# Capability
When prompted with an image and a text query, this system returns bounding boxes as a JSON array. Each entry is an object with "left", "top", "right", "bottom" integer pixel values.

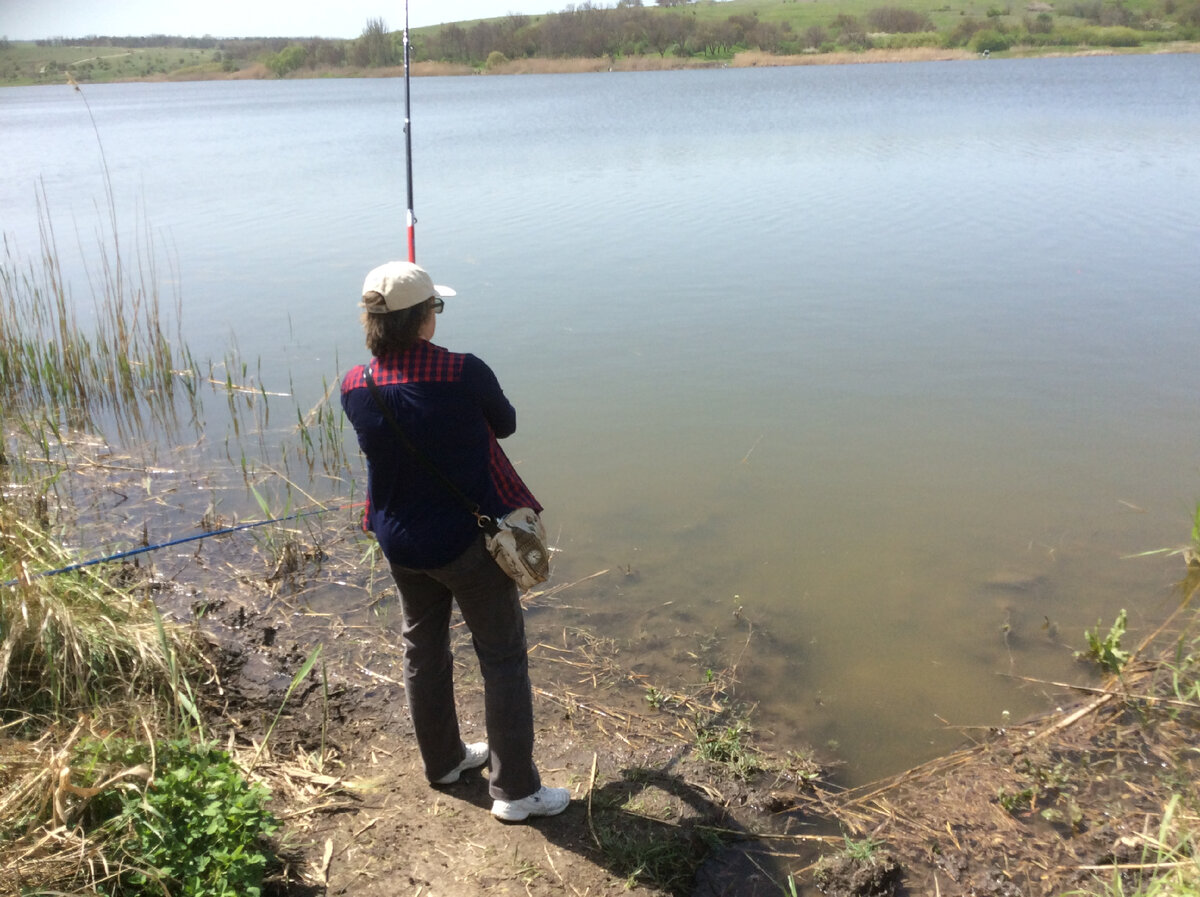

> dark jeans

[{"left": 389, "top": 534, "right": 541, "bottom": 802}]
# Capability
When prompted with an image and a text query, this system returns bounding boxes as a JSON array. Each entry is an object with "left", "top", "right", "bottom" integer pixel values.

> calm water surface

[{"left": 3, "top": 55, "right": 1199, "bottom": 783}]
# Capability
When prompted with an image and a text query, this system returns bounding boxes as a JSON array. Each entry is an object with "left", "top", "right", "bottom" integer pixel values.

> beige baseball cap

[{"left": 361, "top": 261, "right": 456, "bottom": 314}]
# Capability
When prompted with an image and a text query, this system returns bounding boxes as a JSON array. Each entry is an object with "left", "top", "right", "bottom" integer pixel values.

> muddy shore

[
  {"left": 2, "top": 434, "right": 1197, "bottom": 896},
  {"left": 178, "top": 513, "right": 1198, "bottom": 897}
]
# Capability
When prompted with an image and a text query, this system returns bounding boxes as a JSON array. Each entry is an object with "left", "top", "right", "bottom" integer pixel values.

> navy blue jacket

[{"left": 341, "top": 340, "right": 540, "bottom": 569}]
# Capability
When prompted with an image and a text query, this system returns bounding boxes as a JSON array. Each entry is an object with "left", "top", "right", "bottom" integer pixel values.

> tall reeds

[{"left": 0, "top": 187, "right": 202, "bottom": 455}]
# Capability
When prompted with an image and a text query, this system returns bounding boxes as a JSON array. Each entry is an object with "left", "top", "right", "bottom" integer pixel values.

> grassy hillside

[
  {"left": 0, "top": 42, "right": 236, "bottom": 83},
  {"left": 2, "top": 0, "right": 1198, "bottom": 85},
  {"left": 412, "top": 0, "right": 1197, "bottom": 70},
  {"left": 0, "top": 37, "right": 289, "bottom": 84}
]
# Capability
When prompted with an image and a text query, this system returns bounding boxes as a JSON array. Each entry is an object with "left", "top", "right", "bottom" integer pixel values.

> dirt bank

[
  {"left": 184, "top": 522, "right": 1199, "bottom": 897},
  {"left": 188, "top": 541, "right": 828, "bottom": 897},
  {"left": 4, "top": 442, "right": 1196, "bottom": 897}
]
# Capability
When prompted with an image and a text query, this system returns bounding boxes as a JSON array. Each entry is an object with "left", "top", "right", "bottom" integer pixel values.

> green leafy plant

[
  {"left": 1077, "top": 609, "right": 1131, "bottom": 674},
  {"left": 996, "top": 752, "right": 1083, "bottom": 828},
  {"left": 998, "top": 785, "right": 1037, "bottom": 813},
  {"left": 110, "top": 740, "right": 277, "bottom": 897},
  {"left": 695, "top": 714, "right": 763, "bottom": 780},
  {"left": 842, "top": 834, "right": 882, "bottom": 861}
]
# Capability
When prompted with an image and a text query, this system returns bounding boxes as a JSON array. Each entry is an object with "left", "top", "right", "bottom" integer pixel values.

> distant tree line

[
  {"left": 411, "top": 0, "right": 1199, "bottom": 63},
  {"left": 420, "top": 5, "right": 804, "bottom": 61},
  {"left": 22, "top": 0, "right": 1200, "bottom": 81},
  {"left": 38, "top": 35, "right": 225, "bottom": 48}
]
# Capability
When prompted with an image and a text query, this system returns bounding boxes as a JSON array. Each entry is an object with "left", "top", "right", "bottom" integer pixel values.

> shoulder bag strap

[{"left": 363, "top": 363, "right": 499, "bottom": 535}]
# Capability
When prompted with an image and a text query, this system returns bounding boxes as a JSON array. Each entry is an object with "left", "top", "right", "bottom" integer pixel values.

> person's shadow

[{"left": 531, "top": 753, "right": 809, "bottom": 897}]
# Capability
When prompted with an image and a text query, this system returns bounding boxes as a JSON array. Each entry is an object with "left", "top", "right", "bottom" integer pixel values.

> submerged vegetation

[{"left": 3, "top": 0, "right": 1199, "bottom": 85}]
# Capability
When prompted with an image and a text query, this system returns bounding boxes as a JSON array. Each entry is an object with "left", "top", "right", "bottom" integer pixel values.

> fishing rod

[
  {"left": 403, "top": 0, "right": 416, "bottom": 262},
  {"left": 1, "top": 502, "right": 363, "bottom": 588}
]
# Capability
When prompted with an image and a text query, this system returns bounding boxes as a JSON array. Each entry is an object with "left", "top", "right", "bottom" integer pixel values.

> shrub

[
  {"left": 1099, "top": 2, "right": 1138, "bottom": 25},
  {"left": 485, "top": 50, "right": 509, "bottom": 68},
  {"left": 1026, "top": 12, "right": 1056, "bottom": 33},
  {"left": 866, "top": 6, "right": 935, "bottom": 31},
  {"left": 803, "top": 24, "right": 829, "bottom": 48},
  {"left": 832, "top": 13, "right": 863, "bottom": 32},
  {"left": 970, "top": 28, "right": 1015, "bottom": 50},
  {"left": 265, "top": 44, "right": 306, "bottom": 77},
  {"left": 946, "top": 17, "right": 987, "bottom": 45}
]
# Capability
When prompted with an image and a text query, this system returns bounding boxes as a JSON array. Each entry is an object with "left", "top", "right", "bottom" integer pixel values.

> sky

[{"left": 0, "top": 0, "right": 549, "bottom": 41}]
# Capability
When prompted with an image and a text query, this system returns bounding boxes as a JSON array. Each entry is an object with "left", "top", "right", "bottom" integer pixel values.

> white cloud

[{"left": 0, "top": 0, "right": 552, "bottom": 41}]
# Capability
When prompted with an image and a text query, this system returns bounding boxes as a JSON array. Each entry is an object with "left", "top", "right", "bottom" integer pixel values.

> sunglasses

[{"left": 431, "top": 296, "right": 444, "bottom": 314}]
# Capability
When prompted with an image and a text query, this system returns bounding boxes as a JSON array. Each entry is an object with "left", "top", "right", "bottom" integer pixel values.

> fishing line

[{"left": 2, "top": 502, "right": 365, "bottom": 587}]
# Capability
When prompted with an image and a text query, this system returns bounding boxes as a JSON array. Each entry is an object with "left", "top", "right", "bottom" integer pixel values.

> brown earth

[
  {"left": 6, "top": 442, "right": 1196, "bottom": 897},
  {"left": 188, "top": 542, "right": 831, "bottom": 897},
  {"left": 182, "top": 526, "right": 1199, "bottom": 897}
]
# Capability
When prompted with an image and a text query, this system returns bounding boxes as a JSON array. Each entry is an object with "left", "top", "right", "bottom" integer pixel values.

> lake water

[{"left": 3, "top": 54, "right": 1199, "bottom": 785}]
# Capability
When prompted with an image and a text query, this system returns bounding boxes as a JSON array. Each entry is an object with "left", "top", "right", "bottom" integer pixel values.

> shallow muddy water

[{"left": 3, "top": 54, "right": 1199, "bottom": 784}]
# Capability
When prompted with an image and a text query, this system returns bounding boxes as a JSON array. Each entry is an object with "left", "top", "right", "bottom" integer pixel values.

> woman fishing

[{"left": 340, "top": 260, "right": 569, "bottom": 822}]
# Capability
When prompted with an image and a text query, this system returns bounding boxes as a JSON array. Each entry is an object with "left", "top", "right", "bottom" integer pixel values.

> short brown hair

[{"left": 362, "top": 294, "right": 434, "bottom": 356}]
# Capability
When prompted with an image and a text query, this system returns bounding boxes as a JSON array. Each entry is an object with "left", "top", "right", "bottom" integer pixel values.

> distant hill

[{"left": 2, "top": 0, "right": 1197, "bottom": 85}]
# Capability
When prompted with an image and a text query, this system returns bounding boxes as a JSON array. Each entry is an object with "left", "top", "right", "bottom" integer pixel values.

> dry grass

[
  {"left": 0, "top": 487, "right": 202, "bottom": 722},
  {"left": 731, "top": 47, "right": 975, "bottom": 66},
  {"left": 0, "top": 718, "right": 151, "bottom": 894},
  {"left": 226, "top": 62, "right": 272, "bottom": 80},
  {"left": 411, "top": 60, "right": 475, "bottom": 76}
]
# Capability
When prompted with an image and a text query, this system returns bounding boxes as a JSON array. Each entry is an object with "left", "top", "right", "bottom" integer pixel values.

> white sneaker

[
  {"left": 432, "top": 742, "right": 489, "bottom": 785},
  {"left": 491, "top": 785, "right": 570, "bottom": 822}
]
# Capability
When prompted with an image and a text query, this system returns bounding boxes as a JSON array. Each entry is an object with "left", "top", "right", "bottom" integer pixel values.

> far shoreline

[{"left": 10, "top": 41, "right": 1198, "bottom": 87}]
